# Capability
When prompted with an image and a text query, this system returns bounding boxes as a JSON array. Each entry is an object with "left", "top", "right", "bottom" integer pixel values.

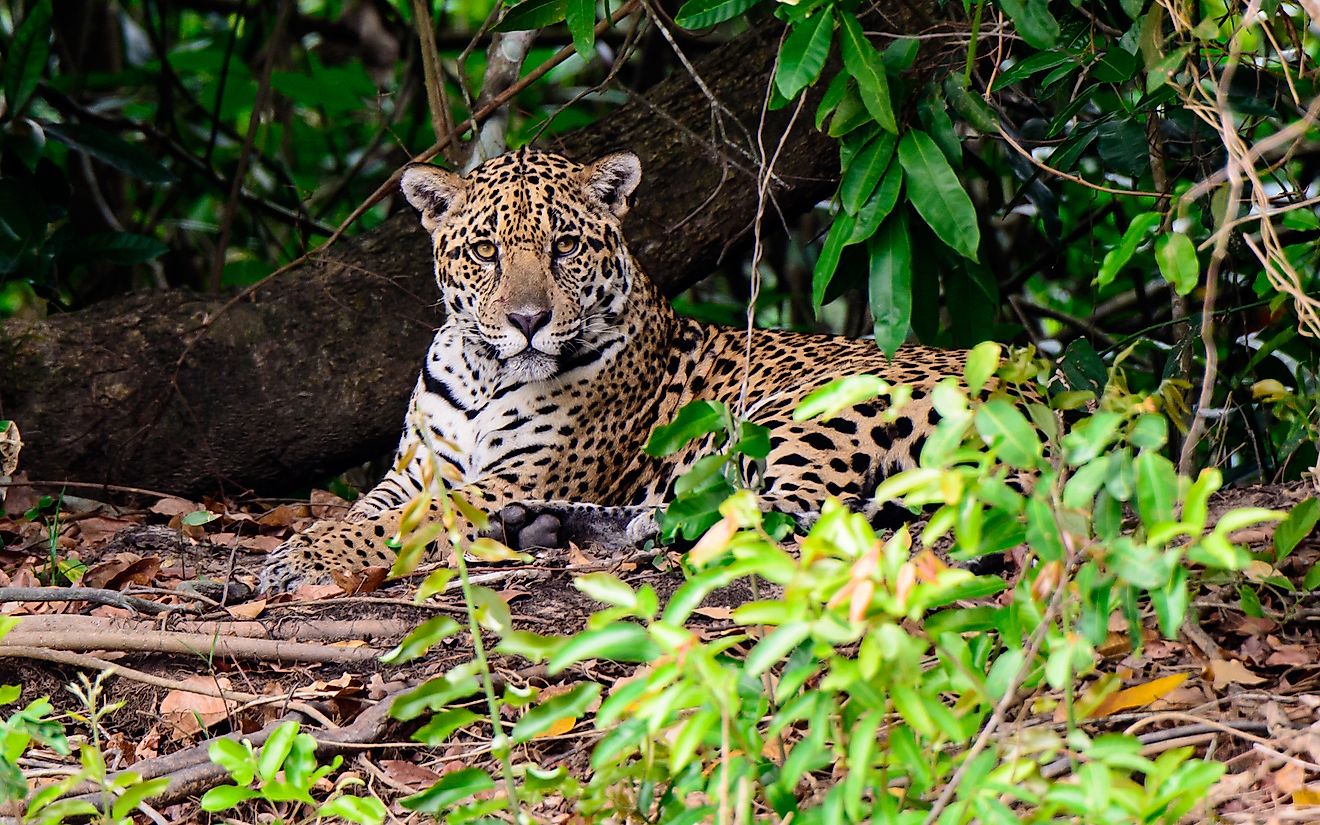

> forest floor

[{"left": 0, "top": 478, "right": 1318, "bottom": 822}]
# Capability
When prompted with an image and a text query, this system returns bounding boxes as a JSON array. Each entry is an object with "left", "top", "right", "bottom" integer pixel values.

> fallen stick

[
  {"left": 0, "top": 629, "right": 382, "bottom": 663},
  {"left": 0, "top": 587, "right": 195, "bottom": 616},
  {"left": 0, "top": 645, "right": 335, "bottom": 727},
  {"left": 8, "top": 613, "right": 415, "bottom": 644}
]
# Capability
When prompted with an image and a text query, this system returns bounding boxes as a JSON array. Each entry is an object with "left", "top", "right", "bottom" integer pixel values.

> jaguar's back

[{"left": 259, "top": 149, "right": 967, "bottom": 591}]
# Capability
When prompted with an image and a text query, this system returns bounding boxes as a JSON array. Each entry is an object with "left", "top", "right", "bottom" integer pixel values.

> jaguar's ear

[
  {"left": 583, "top": 152, "right": 641, "bottom": 217},
  {"left": 401, "top": 163, "right": 465, "bottom": 232}
]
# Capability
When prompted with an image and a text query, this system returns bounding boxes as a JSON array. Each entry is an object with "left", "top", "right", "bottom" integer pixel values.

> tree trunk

[{"left": 0, "top": 13, "right": 933, "bottom": 496}]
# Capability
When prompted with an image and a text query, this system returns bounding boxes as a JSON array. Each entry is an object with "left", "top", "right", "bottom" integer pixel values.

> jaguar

[{"left": 259, "top": 149, "right": 970, "bottom": 592}]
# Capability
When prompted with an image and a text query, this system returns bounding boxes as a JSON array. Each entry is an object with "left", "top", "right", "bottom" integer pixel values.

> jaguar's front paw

[{"left": 496, "top": 503, "right": 563, "bottom": 550}]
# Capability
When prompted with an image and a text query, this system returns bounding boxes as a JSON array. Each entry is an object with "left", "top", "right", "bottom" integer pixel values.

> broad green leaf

[
  {"left": 470, "top": 585, "right": 511, "bottom": 634},
  {"left": 811, "top": 211, "right": 855, "bottom": 310},
  {"left": 898, "top": 130, "right": 980, "bottom": 260},
  {"left": 645, "top": 400, "right": 727, "bottom": 456},
  {"left": 848, "top": 161, "right": 903, "bottom": 242},
  {"left": 669, "top": 707, "right": 718, "bottom": 773},
  {"left": 944, "top": 75, "right": 1000, "bottom": 132},
  {"left": 1129, "top": 414, "right": 1168, "bottom": 450},
  {"left": 1155, "top": 232, "right": 1199, "bottom": 295},
  {"left": 43, "top": 123, "right": 176, "bottom": 184},
  {"left": 745, "top": 623, "right": 810, "bottom": 676},
  {"left": 548, "top": 623, "right": 659, "bottom": 673},
  {"left": 674, "top": 0, "right": 763, "bottom": 29},
  {"left": 964, "top": 341, "right": 1001, "bottom": 396},
  {"left": 776, "top": 9, "right": 835, "bottom": 99},
  {"left": 390, "top": 670, "right": 481, "bottom": 721},
  {"left": 574, "top": 572, "right": 636, "bottom": 609},
  {"left": 318, "top": 795, "right": 388, "bottom": 825},
  {"left": 1096, "top": 211, "right": 1160, "bottom": 286},
  {"left": 207, "top": 738, "right": 255, "bottom": 786},
  {"left": 110, "top": 777, "right": 170, "bottom": 821},
  {"left": 200, "top": 785, "right": 261, "bottom": 812},
  {"left": 794, "top": 375, "right": 889, "bottom": 421},
  {"left": 1275, "top": 498, "right": 1318, "bottom": 561},
  {"left": 3, "top": 1, "right": 51, "bottom": 117},
  {"left": 381, "top": 616, "right": 461, "bottom": 665},
  {"left": 512, "top": 682, "right": 601, "bottom": 742},
  {"left": 496, "top": 0, "right": 568, "bottom": 30},
  {"left": 1134, "top": 451, "right": 1177, "bottom": 525},
  {"left": 1097, "top": 117, "right": 1150, "bottom": 177},
  {"left": 181, "top": 510, "right": 218, "bottom": 526},
  {"left": 815, "top": 70, "right": 851, "bottom": 130},
  {"left": 974, "top": 399, "right": 1042, "bottom": 469},
  {"left": 257, "top": 721, "right": 300, "bottom": 783},
  {"left": 990, "top": 50, "right": 1075, "bottom": 91},
  {"left": 412, "top": 708, "right": 480, "bottom": 745},
  {"left": 838, "top": 15, "right": 896, "bottom": 133},
  {"left": 998, "top": 0, "right": 1060, "bottom": 48},
  {"left": 566, "top": 0, "right": 596, "bottom": 57},
  {"left": 400, "top": 767, "right": 496, "bottom": 812},
  {"left": 841, "top": 132, "right": 896, "bottom": 214},
  {"left": 867, "top": 212, "right": 912, "bottom": 358}
]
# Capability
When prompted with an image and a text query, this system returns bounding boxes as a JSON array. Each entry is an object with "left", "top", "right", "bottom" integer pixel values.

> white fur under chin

[{"left": 504, "top": 351, "right": 559, "bottom": 382}]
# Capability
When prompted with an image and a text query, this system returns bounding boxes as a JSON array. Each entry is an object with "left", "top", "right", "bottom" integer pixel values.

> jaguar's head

[{"left": 401, "top": 149, "right": 642, "bottom": 383}]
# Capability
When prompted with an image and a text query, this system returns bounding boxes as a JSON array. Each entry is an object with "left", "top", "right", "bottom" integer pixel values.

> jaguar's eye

[
  {"left": 553, "top": 236, "right": 581, "bottom": 258},
  {"left": 470, "top": 240, "right": 498, "bottom": 263}
]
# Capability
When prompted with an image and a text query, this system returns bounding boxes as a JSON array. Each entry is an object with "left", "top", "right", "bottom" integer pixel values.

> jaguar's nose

[{"left": 508, "top": 310, "right": 552, "bottom": 341}]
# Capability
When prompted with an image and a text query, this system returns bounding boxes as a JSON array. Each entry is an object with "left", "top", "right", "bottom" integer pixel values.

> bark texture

[{"left": 0, "top": 13, "right": 934, "bottom": 496}]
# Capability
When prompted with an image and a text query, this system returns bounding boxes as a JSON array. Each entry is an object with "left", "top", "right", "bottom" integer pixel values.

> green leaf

[
  {"left": 257, "top": 721, "right": 300, "bottom": 784},
  {"left": 673, "top": 0, "right": 763, "bottom": 29},
  {"left": 745, "top": 623, "right": 810, "bottom": 676},
  {"left": 200, "top": 785, "right": 261, "bottom": 812},
  {"left": 1155, "top": 232, "right": 1199, "bottom": 295},
  {"left": 898, "top": 130, "right": 980, "bottom": 260},
  {"left": 412, "top": 708, "right": 480, "bottom": 745},
  {"left": 1274, "top": 498, "right": 1318, "bottom": 561},
  {"left": 110, "top": 777, "right": 170, "bottom": 820},
  {"left": 963, "top": 341, "right": 1001, "bottom": 396},
  {"left": 181, "top": 510, "right": 218, "bottom": 527},
  {"left": 974, "top": 399, "right": 1042, "bottom": 469},
  {"left": 669, "top": 707, "right": 718, "bottom": 773},
  {"left": 645, "top": 400, "right": 727, "bottom": 457},
  {"left": 794, "top": 375, "right": 888, "bottom": 421},
  {"left": 3, "top": 1, "right": 52, "bottom": 117},
  {"left": 1097, "top": 117, "right": 1150, "bottom": 177},
  {"left": 548, "top": 623, "right": 659, "bottom": 674},
  {"left": 512, "top": 682, "right": 601, "bottom": 742},
  {"left": 42, "top": 122, "right": 176, "bottom": 184},
  {"left": 848, "top": 161, "right": 903, "bottom": 242},
  {"left": 207, "top": 738, "right": 255, "bottom": 786},
  {"left": 990, "top": 50, "right": 1074, "bottom": 91},
  {"left": 566, "top": 0, "right": 596, "bottom": 59},
  {"left": 400, "top": 767, "right": 496, "bottom": 812},
  {"left": 812, "top": 212, "right": 855, "bottom": 309},
  {"left": 997, "top": 0, "right": 1059, "bottom": 48},
  {"left": 841, "top": 132, "right": 896, "bottom": 214},
  {"left": 1096, "top": 212, "right": 1160, "bottom": 286},
  {"left": 867, "top": 212, "right": 912, "bottom": 359},
  {"left": 838, "top": 15, "right": 896, "bottom": 133},
  {"left": 776, "top": 9, "right": 835, "bottom": 99},
  {"left": 1134, "top": 451, "right": 1177, "bottom": 526},
  {"left": 390, "top": 670, "right": 481, "bottom": 721},
  {"left": 573, "top": 572, "right": 637, "bottom": 609},
  {"left": 381, "top": 616, "right": 461, "bottom": 665},
  {"left": 815, "top": 70, "right": 851, "bottom": 130},
  {"left": 318, "top": 795, "right": 388, "bottom": 825},
  {"left": 496, "top": 0, "right": 568, "bottom": 31}
]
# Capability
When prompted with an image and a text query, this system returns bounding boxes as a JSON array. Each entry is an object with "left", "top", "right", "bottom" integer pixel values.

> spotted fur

[{"left": 259, "top": 150, "right": 970, "bottom": 592}]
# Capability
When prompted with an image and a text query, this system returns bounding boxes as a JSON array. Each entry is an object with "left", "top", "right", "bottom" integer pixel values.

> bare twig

[
  {"left": 0, "top": 628, "right": 382, "bottom": 663},
  {"left": 411, "top": 0, "right": 460, "bottom": 165},
  {"left": 208, "top": 0, "right": 294, "bottom": 292},
  {"left": 466, "top": 31, "right": 537, "bottom": 171},
  {"left": 0, "top": 587, "right": 193, "bottom": 616}
]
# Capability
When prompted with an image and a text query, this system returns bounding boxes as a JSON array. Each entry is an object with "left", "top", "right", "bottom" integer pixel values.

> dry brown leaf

[
  {"left": 2, "top": 472, "right": 40, "bottom": 517},
  {"left": 534, "top": 717, "right": 579, "bottom": 739},
  {"left": 82, "top": 556, "right": 139, "bottom": 589},
  {"left": 380, "top": 760, "right": 443, "bottom": 791},
  {"left": 103, "top": 557, "right": 161, "bottom": 590},
  {"left": 1275, "top": 762, "right": 1307, "bottom": 794},
  {"left": 75, "top": 517, "right": 137, "bottom": 547},
  {"left": 238, "top": 535, "right": 283, "bottom": 553},
  {"left": 693, "top": 606, "right": 733, "bottom": 621},
  {"left": 310, "top": 489, "right": 351, "bottom": 519},
  {"left": 1266, "top": 643, "right": 1314, "bottom": 667},
  {"left": 1293, "top": 787, "right": 1320, "bottom": 806},
  {"left": 226, "top": 598, "right": 267, "bottom": 619},
  {"left": 291, "top": 582, "right": 346, "bottom": 600},
  {"left": 1207, "top": 658, "right": 1267, "bottom": 689},
  {"left": 499, "top": 588, "right": 530, "bottom": 603},
  {"left": 0, "top": 420, "right": 20, "bottom": 477},
  {"left": 150, "top": 497, "right": 196, "bottom": 517},
  {"left": 258, "top": 505, "right": 302, "bottom": 527},
  {"left": 160, "top": 676, "right": 235, "bottom": 738}
]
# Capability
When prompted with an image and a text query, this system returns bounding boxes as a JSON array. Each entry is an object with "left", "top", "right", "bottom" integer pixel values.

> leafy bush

[{"left": 383, "top": 345, "right": 1301, "bottom": 821}]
